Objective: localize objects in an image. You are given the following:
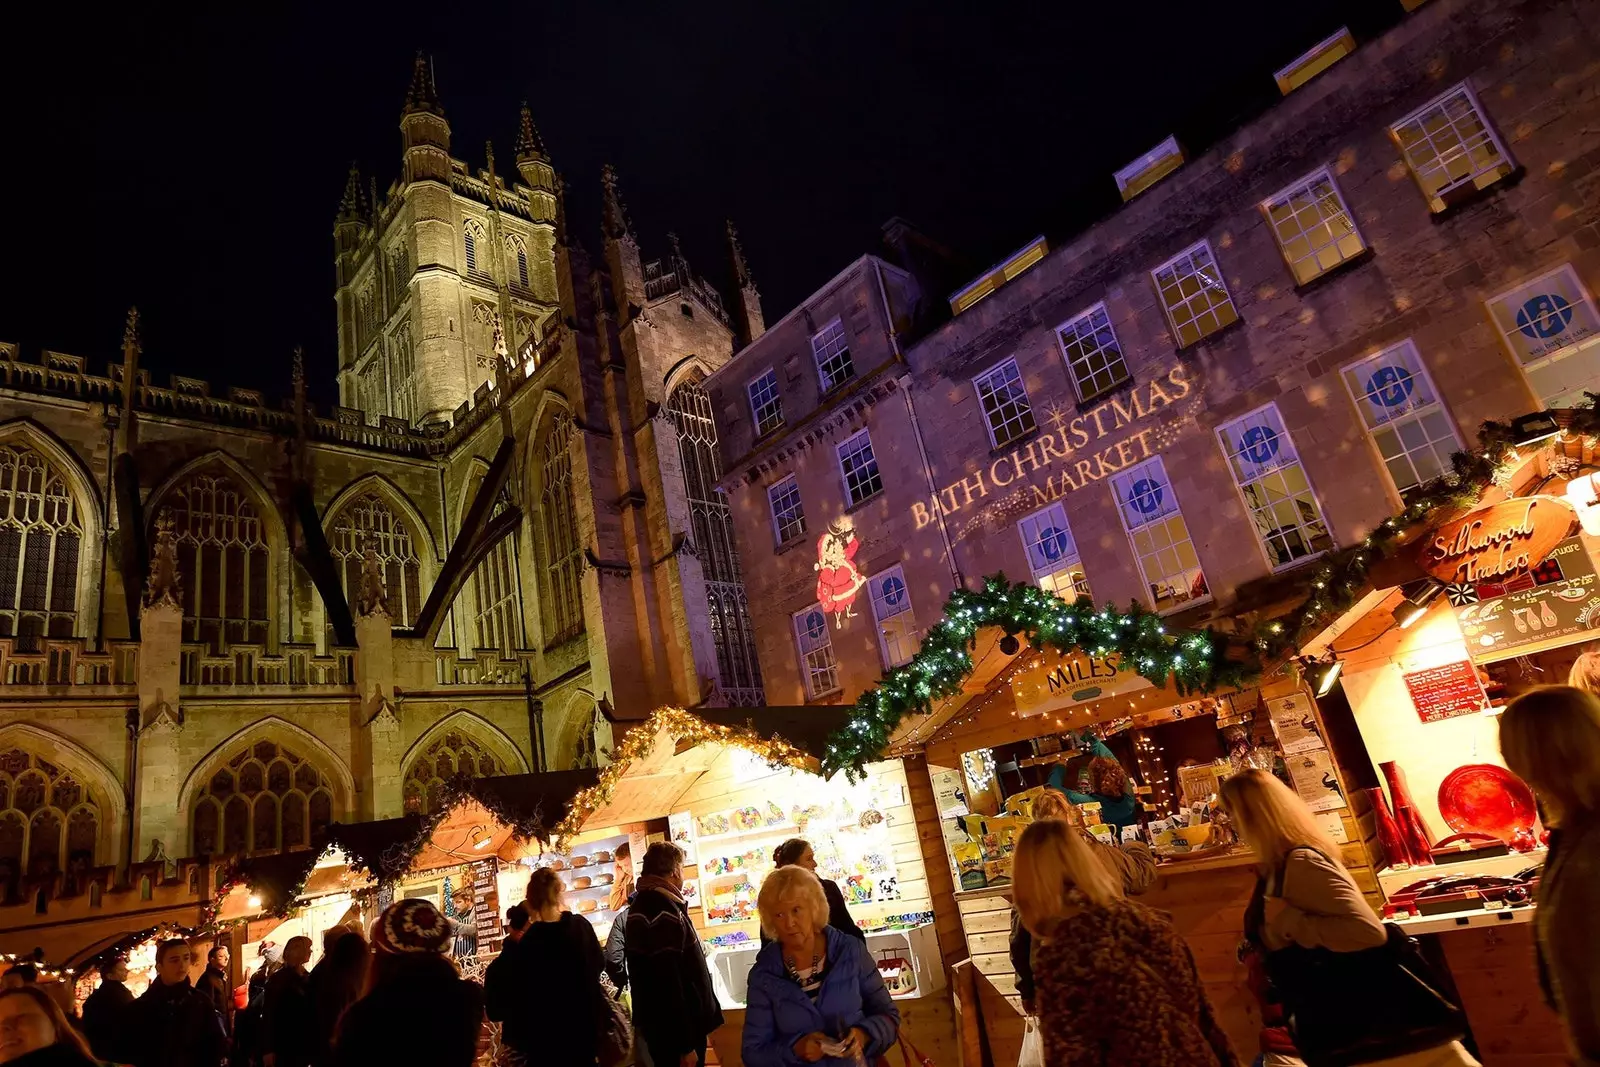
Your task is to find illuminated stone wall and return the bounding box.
[709,0,1600,707]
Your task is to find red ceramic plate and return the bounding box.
[1437,763,1537,841]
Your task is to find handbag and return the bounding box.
[596,985,634,1067]
[1266,923,1466,1066]
[873,1031,935,1067]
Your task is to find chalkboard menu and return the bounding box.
[1455,537,1600,660]
[1402,661,1491,723]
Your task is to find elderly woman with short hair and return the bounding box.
[742,867,899,1066]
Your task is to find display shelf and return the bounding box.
[563,882,618,895]
[694,823,800,844]
[1375,847,1546,898]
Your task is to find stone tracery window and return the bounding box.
[0,445,83,648]
[390,322,418,426]
[164,471,270,652]
[667,378,764,705]
[402,730,508,815]
[191,739,334,856]
[539,414,583,644]
[327,493,422,627]
[0,748,99,894]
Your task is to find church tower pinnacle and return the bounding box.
[515,103,557,227]
[727,220,765,345]
[400,52,451,186]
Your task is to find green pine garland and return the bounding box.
[822,577,1252,779]
[822,396,1600,780]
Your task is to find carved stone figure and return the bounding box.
[142,509,182,610]
[356,536,390,618]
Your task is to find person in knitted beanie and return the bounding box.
[331,901,483,1067]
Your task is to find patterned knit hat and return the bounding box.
[372,898,455,955]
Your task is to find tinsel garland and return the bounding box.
[551,705,815,849]
[823,397,1600,779]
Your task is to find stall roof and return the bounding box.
[692,706,853,763]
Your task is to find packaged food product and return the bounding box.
[954,842,986,890]
[570,854,590,868]
[571,875,592,889]
[594,850,612,863]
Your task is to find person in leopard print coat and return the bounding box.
[1014,820,1239,1067]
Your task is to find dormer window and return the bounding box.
[1114,136,1184,202]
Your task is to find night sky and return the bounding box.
[5,1,1400,408]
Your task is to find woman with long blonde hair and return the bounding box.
[1010,819,1236,1067]
[1499,685,1600,1064]
[1220,769,1476,1067]
[1567,649,1600,696]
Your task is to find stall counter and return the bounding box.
[954,847,1263,1065]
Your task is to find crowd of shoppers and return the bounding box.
[32,692,1600,1067]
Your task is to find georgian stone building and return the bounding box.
[0,55,763,942]
[708,0,1600,707]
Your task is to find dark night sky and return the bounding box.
[5,1,1400,407]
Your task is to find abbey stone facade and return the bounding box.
[0,55,764,942]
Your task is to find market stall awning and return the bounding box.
[63,921,202,972]
[226,767,602,913]
[558,706,836,843]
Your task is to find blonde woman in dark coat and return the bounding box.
[1500,685,1600,1066]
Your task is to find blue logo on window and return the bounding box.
[1516,293,1574,340]
[1239,424,1281,465]
[1128,479,1164,515]
[880,575,906,607]
[804,612,825,640]
[1037,526,1070,562]
[1365,365,1415,409]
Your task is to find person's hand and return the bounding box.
[677,1053,698,1067]
[1021,996,1036,1016]
[840,1027,870,1057]
[793,1033,828,1062]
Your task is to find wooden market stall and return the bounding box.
[547,705,962,1067]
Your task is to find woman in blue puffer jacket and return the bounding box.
[743,866,899,1066]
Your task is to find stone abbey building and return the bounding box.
[0,55,765,945]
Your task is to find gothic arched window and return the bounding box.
[450,469,523,657]
[506,237,530,290]
[191,738,334,856]
[390,322,417,426]
[327,493,422,627]
[0,445,83,648]
[0,748,99,895]
[667,378,764,705]
[539,414,583,644]
[464,220,488,278]
[163,471,270,652]
[402,730,508,815]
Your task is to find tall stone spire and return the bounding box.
[402,51,443,117]
[515,102,547,163]
[601,164,633,241]
[727,220,756,291]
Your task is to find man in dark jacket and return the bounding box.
[262,935,314,1067]
[81,956,135,1062]
[129,940,227,1067]
[193,944,234,1041]
[624,842,723,1067]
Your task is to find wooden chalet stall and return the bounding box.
[810,579,1393,1067]
[1291,431,1600,1067]
[552,706,960,1067]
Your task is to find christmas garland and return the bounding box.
[822,578,1252,779]
[822,396,1600,779]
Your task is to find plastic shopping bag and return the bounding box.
[1018,1016,1044,1067]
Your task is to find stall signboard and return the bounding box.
[1402,660,1492,723]
[1286,749,1347,813]
[1012,648,1152,717]
[1456,537,1600,659]
[1419,495,1575,588]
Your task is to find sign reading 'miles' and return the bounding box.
[1012,649,1154,718]
[1419,495,1576,586]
